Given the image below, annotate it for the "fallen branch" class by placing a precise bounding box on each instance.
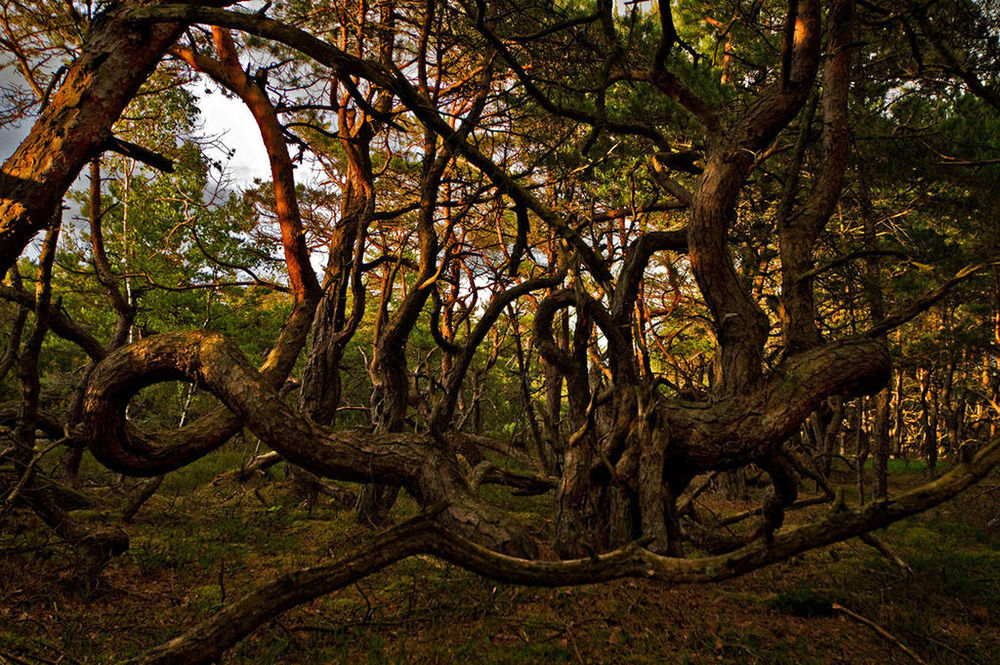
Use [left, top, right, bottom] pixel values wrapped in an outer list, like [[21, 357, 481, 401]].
[[124, 508, 446, 665], [1, 438, 62, 514], [832, 603, 927, 665], [859, 532, 912, 575]]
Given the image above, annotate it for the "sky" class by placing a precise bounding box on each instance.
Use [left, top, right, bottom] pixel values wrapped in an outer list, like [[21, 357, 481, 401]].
[[0, 57, 274, 265], [197, 85, 272, 184], [0, 65, 32, 162], [0, 0, 272, 184]]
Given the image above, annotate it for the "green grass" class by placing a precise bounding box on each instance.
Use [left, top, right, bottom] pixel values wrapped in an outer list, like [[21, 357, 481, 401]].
[[865, 457, 929, 474], [158, 443, 261, 494]]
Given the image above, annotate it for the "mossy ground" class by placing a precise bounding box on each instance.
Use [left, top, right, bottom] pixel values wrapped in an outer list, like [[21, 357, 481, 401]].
[[1, 447, 998, 664]]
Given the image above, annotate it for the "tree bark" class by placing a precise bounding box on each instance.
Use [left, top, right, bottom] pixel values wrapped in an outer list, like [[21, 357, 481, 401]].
[[0, 1, 235, 274]]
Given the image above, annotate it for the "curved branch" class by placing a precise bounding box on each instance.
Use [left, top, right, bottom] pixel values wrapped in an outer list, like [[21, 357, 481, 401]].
[[124, 509, 445, 665], [531, 289, 576, 374], [83, 331, 419, 482], [173, 30, 319, 303], [435, 272, 565, 429], [0, 283, 106, 361], [128, 434, 1000, 665], [65, 28, 327, 471], [83, 331, 537, 554], [660, 338, 891, 471], [611, 229, 688, 323], [687, 0, 822, 395], [428, 287, 463, 355]]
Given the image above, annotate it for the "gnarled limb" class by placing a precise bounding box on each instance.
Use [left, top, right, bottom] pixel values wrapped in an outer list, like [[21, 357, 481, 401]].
[[123, 509, 447, 665], [687, 0, 822, 396], [657, 338, 890, 472], [83, 331, 536, 554], [126, 435, 1000, 665], [778, 0, 854, 354]]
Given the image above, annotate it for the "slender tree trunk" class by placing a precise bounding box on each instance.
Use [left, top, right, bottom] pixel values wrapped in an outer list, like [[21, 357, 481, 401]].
[[859, 176, 890, 499], [552, 310, 597, 556], [941, 352, 958, 458], [815, 397, 843, 479], [928, 389, 940, 472], [8, 225, 127, 587], [853, 400, 868, 505], [920, 368, 939, 473], [953, 372, 967, 451], [891, 368, 905, 457], [872, 388, 890, 499], [511, 312, 554, 474]]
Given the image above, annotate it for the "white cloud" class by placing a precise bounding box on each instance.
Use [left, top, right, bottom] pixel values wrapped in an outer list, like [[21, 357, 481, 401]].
[[197, 87, 272, 185]]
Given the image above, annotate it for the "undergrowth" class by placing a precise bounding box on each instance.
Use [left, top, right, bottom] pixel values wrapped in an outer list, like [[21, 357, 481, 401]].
[[0, 448, 997, 664]]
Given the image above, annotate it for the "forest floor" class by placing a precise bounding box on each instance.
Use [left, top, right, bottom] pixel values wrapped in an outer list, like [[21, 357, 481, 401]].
[[1, 449, 998, 665]]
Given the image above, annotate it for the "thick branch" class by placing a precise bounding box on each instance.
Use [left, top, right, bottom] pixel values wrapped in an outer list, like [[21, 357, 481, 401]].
[[659, 338, 890, 471], [611, 229, 687, 323], [0, 1, 237, 274], [778, 0, 854, 354], [687, 0, 822, 395], [128, 434, 1000, 665]]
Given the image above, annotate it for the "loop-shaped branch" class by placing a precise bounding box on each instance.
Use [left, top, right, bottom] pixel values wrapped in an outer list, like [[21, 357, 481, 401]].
[[429, 287, 463, 355], [532, 289, 577, 374], [82, 331, 418, 482], [611, 229, 688, 325]]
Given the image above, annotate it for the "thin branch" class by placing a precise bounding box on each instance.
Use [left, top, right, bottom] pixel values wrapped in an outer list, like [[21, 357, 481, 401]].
[[866, 261, 996, 337], [832, 603, 928, 664]]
